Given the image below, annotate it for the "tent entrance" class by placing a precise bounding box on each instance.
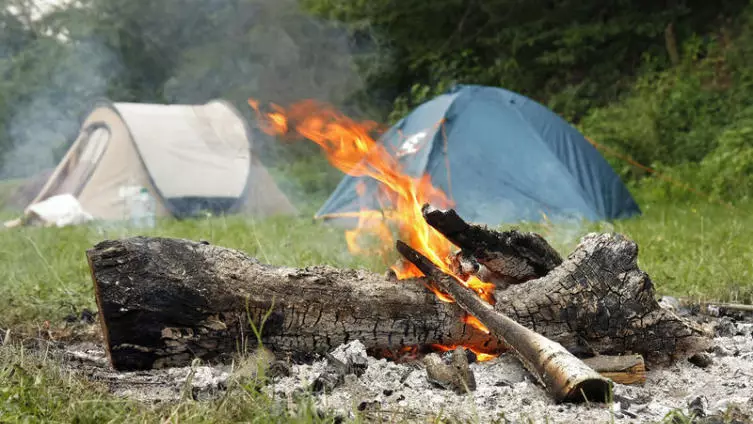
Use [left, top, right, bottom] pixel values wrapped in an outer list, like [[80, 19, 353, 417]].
[[48, 124, 111, 198]]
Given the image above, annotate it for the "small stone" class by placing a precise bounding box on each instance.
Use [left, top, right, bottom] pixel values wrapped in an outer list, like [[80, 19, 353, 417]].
[[715, 317, 737, 337], [688, 395, 707, 419], [711, 345, 733, 357], [330, 341, 368, 377], [688, 352, 714, 368], [80, 308, 96, 324], [357, 400, 380, 412], [424, 347, 476, 394], [658, 296, 680, 312]]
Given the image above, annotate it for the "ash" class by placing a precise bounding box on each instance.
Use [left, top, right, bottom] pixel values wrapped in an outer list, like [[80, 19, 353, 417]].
[[268, 323, 753, 423], [61, 319, 753, 423]]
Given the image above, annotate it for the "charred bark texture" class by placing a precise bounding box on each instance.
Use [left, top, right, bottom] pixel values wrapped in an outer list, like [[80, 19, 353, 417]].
[[423, 205, 563, 287], [423, 206, 709, 364], [88, 232, 709, 371], [87, 237, 502, 371], [492, 232, 709, 364]]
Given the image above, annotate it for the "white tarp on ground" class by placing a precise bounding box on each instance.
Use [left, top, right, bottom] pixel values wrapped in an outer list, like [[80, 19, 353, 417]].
[[26, 194, 93, 227]]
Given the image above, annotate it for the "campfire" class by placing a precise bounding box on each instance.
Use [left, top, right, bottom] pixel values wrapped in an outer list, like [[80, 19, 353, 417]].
[[247, 99, 498, 343], [87, 99, 712, 406], [247, 99, 495, 304]]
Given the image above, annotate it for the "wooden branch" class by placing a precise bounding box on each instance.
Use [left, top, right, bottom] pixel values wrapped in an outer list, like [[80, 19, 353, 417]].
[[87, 232, 710, 372], [396, 240, 612, 403], [582, 355, 646, 385]]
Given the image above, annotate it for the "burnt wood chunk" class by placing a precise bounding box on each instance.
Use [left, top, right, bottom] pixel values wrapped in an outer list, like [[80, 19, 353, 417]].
[[582, 354, 647, 385], [87, 236, 503, 371], [422, 204, 562, 284]]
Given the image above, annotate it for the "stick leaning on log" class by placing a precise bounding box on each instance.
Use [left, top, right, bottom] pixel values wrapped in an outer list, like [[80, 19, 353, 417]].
[[396, 240, 612, 403]]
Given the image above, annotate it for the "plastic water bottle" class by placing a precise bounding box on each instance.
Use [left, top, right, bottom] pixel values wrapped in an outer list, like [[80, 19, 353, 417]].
[[130, 187, 156, 229]]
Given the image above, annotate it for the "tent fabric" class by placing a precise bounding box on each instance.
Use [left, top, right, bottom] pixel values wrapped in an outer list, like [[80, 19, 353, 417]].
[[316, 84, 640, 225], [16, 99, 297, 223]]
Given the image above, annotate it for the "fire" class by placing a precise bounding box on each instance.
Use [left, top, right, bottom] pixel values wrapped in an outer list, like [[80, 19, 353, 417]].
[[248, 98, 500, 356], [430, 344, 498, 363], [462, 314, 490, 334]]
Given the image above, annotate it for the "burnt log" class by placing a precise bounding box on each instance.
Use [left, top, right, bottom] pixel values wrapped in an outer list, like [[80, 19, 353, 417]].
[[423, 205, 563, 288], [87, 237, 502, 371], [423, 205, 709, 363], [87, 232, 709, 372]]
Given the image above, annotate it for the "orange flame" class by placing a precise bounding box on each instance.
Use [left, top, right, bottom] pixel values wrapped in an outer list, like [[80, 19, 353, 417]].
[[248, 98, 500, 357], [430, 344, 498, 362], [462, 314, 490, 334]]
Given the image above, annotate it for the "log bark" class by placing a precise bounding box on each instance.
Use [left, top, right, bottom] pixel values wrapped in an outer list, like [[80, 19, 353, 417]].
[[423, 205, 563, 288], [87, 237, 502, 371], [88, 232, 709, 371], [423, 206, 710, 363]]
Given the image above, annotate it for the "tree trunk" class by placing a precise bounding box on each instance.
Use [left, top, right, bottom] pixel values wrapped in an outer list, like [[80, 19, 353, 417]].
[[87, 234, 709, 371]]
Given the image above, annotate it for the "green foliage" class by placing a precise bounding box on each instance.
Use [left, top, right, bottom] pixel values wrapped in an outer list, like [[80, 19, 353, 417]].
[[579, 8, 753, 200], [303, 0, 748, 120], [633, 108, 753, 203]]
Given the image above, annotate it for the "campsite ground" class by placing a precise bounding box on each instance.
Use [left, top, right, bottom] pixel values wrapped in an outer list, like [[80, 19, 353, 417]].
[[0, 182, 751, 422]]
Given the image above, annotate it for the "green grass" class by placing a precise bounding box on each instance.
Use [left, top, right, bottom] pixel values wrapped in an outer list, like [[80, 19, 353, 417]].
[[518, 197, 753, 303], [0, 343, 349, 423], [0, 190, 751, 422]]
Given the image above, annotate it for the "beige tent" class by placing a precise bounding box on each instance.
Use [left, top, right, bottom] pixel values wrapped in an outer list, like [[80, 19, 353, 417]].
[[7, 99, 297, 226]]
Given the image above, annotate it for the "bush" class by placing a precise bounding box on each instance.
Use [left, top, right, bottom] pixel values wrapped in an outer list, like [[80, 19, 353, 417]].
[[579, 13, 753, 202]]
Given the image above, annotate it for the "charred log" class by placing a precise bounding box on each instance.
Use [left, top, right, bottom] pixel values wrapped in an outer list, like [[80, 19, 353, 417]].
[[87, 237, 502, 371], [422, 205, 562, 286], [87, 231, 709, 372], [422, 205, 710, 364]]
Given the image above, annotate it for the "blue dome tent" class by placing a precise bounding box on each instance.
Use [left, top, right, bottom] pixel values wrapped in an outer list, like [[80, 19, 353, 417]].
[[315, 84, 640, 226]]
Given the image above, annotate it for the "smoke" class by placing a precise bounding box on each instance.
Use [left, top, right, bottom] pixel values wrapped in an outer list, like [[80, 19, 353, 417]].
[[161, 0, 371, 211], [163, 0, 365, 111], [0, 36, 122, 179], [1, 0, 376, 216]]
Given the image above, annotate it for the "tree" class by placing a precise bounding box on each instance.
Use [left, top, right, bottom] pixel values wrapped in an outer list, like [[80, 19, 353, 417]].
[[302, 0, 749, 121]]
